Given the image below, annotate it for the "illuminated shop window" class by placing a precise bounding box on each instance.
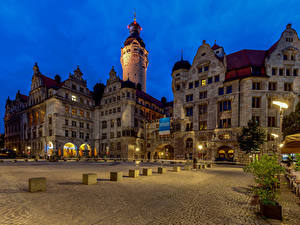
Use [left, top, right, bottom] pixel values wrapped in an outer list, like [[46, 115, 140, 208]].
[[72, 95, 77, 101]]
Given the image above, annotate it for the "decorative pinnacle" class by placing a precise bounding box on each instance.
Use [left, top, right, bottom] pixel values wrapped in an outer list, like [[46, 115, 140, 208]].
[[181, 49, 183, 61], [134, 9, 136, 22]]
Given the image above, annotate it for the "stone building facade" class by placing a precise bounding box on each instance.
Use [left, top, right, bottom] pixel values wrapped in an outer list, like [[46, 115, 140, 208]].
[[4, 19, 300, 163]]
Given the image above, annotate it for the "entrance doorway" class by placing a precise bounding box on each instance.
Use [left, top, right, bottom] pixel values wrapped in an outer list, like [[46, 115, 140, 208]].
[[216, 146, 234, 161]]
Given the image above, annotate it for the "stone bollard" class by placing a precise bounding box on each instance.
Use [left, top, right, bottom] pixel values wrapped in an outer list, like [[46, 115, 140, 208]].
[[201, 164, 206, 169], [143, 168, 152, 176], [129, 169, 139, 178], [206, 164, 212, 168], [110, 172, 123, 181], [158, 167, 167, 174], [29, 177, 47, 192], [173, 166, 181, 172], [82, 173, 97, 185], [184, 165, 192, 170]]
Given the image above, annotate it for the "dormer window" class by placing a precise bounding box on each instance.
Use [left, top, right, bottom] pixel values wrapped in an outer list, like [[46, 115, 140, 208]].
[[72, 95, 77, 102]]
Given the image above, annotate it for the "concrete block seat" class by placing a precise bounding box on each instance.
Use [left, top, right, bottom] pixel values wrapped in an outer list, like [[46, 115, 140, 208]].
[[82, 173, 97, 185], [173, 166, 181, 172], [158, 167, 167, 174], [129, 169, 139, 178], [110, 172, 123, 181], [29, 177, 47, 192], [142, 168, 152, 176]]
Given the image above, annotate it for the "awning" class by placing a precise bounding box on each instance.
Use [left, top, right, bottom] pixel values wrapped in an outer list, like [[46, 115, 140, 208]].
[[281, 133, 300, 154]]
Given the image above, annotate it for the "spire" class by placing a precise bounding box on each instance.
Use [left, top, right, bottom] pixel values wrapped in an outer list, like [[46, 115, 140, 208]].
[[134, 9, 136, 22], [181, 49, 183, 61], [33, 62, 40, 75]]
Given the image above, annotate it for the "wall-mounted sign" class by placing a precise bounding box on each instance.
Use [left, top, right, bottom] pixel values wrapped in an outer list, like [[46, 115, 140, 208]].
[[159, 117, 170, 135]]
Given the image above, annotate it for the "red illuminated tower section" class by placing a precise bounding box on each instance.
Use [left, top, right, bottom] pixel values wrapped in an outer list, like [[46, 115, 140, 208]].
[[121, 15, 148, 92]]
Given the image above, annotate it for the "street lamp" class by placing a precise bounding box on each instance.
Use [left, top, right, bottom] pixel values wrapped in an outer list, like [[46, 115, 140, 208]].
[[198, 145, 203, 161], [272, 100, 288, 157]]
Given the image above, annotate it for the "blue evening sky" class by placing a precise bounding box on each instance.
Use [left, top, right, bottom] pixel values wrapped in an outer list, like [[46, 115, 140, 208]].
[[0, 0, 300, 132]]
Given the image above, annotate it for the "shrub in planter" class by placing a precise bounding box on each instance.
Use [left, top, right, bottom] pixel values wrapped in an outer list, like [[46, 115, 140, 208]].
[[244, 155, 285, 220]]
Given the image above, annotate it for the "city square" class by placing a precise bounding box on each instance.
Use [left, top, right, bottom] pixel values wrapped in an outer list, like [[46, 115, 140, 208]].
[[0, 161, 298, 225]]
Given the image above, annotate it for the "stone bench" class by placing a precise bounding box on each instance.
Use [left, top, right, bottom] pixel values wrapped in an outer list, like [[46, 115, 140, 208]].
[[129, 169, 139, 178], [158, 167, 167, 174], [110, 172, 123, 181], [184, 165, 192, 170], [29, 177, 47, 192], [143, 168, 152, 176], [206, 163, 212, 168], [173, 166, 180, 172], [82, 173, 97, 185]]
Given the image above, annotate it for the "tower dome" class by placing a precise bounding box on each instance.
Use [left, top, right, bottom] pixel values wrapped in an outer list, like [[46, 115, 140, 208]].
[[172, 52, 191, 73]]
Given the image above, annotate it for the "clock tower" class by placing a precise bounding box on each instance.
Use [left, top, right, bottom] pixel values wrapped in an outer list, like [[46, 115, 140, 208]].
[[121, 14, 148, 92]]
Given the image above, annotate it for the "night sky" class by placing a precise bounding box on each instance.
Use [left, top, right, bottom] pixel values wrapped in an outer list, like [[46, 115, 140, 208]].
[[1, 0, 300, 132]]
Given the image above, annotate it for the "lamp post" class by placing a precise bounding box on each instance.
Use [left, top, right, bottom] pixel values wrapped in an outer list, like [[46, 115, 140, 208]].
[[198, 144, 203, 162], [272, 100, 288, 157]]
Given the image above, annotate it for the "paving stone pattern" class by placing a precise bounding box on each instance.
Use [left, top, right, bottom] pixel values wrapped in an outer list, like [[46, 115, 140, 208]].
[[0, 162, 299, 225]]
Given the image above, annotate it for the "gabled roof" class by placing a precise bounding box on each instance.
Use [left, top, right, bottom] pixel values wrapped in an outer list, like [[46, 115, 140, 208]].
[[227, 50, 266, 71], [266, 40, 279, 57]]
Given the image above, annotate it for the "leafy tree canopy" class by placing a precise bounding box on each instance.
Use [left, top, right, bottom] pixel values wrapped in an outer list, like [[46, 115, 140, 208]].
[[282, 102, 300, 138], [238, 119, 266, 154], [92, 82, 106, 106]]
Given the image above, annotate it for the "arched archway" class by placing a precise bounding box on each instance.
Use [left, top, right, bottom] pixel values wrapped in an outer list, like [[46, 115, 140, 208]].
[[152, 144, 175, 160], [79, 144, 91, 157], [63, 143, 77, 158], [216, 146, 235, 162]]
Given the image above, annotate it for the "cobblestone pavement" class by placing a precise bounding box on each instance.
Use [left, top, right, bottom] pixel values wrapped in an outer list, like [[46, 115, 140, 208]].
[[0, 162, 299, 225]]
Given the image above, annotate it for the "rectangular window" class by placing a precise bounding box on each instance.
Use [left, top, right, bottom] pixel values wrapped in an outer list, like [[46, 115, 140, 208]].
[[204, 66, 209, 71], [219, 100, 231, 112], [117, 132, 121, 138], [279, 68, 283, 76], [268, 117, 276, 127], [284, 83, 292, 91], [186, 94, 193, 102], [102, 133, 107, 140], [199, 104, 207, 115], [186, 107, 193, 117], [252, 82, 261, 90], [65, 119, 68, 125], [272, 68, 276, 76], [117, 118, 121, 127], [293, 69, 298, 76], [215, 75, 220, 82], [65, 130, 68, 137], [72, 121, 76, 127], [72, 108, 77, 115], [201, 79, 206, 86], [87, 123, 89, 129], [199, 91, 207, 99], [102, 121, 107, 129], [268, 82, 277, 91], [176, 85, 180, 91], [208, 77, 212, 84], [79, 132, 84, 139], [80, 110, 84, 117], [252, 97, 261, 108], [72, 131, 76, 138], [198, 67, 202, 73], [218, 87, 224, 95], [195, 80, 199, 87], [286, 69, 290, 76], [110, 132, 114, 139], [71, 95, 77, 102], [186, 123, 193, 131], [283, 55, 288, 60], [80, 122, 84, 128], [199, 121, 207, 130], [226, 86, 232, 94], [189, 82, 193, 89]]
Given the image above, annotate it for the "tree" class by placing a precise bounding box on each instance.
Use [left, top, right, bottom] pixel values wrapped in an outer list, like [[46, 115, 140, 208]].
[[0, 134, 4, 149], [54, 74, 61, 84], [282, 102, 300, 138], [92, 82, 106, 106], [238, 119, 266, 154]]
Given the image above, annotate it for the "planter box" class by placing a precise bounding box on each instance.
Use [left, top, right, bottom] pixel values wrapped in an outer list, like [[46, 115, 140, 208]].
[[82, 173, 97, 185], [260, 203, 282, 220], [129, 169, 139, 178], [158, 167, 166, 174]]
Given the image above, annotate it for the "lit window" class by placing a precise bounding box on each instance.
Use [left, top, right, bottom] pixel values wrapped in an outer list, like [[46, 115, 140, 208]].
[[72, 95, 77, 101], [201, 79, 206, 86]]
